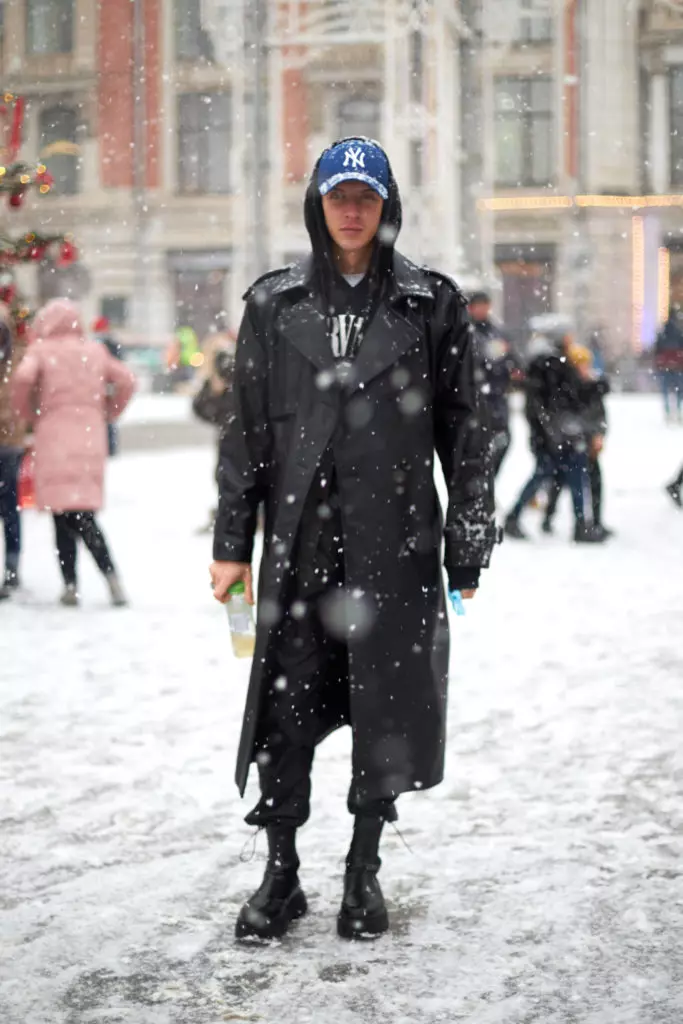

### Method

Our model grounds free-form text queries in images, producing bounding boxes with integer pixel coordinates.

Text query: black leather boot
[235,826,307,941]
[338,816,389,940]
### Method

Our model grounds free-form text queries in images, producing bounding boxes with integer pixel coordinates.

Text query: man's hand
[461,590,477,600]
[210,561,253,605]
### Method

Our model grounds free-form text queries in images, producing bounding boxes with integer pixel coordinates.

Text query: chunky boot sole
[235,886,308,942]
[337,906,389,940]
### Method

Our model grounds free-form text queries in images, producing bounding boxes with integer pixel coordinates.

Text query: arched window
[26,0,74,55]
[39,105,80,195]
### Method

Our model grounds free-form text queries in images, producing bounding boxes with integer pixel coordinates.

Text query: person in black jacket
[542,343,612,536]
[192,326,237,534]
[209,138,496,942]
[654,273,683,423]
[504,321,606,543]
[467,291,517,478]
[92,317,123,457]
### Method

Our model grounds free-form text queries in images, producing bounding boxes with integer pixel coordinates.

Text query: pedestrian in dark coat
[92,317,124,457]
[654,273,683,423]
[504,321,607,543]
[467,291,517,478]
[542,344,612,535]
[210,138,496,942]
[0,303,28,599]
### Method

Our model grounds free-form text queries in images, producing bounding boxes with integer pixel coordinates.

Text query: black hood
[303,137,402,302]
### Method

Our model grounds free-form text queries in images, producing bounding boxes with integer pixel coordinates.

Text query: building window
[410,139,423,189]
[26,0,74,55]
[495,76,554,187]
[100,296,129,328]
[177,93,231,194]
[174,0,214,62]
[409,30,423,103]
[337,94,381,142]
[671,68,683,187]
[516,0,553,43]
[39,105,80,195]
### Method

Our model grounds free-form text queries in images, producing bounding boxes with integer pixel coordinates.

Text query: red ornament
[28,244,46,261]
[9,97,25,162]
[36,169,54,189]
[9,190,24,208]
[16,320,27,338]
[57,239,78,266]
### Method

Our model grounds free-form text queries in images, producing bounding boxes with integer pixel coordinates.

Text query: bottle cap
[229,581,246,595]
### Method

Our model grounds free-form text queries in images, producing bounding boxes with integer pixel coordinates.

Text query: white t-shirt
[342,273,365,288]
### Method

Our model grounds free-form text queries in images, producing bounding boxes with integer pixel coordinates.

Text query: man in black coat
[467,291,517,478]
[210,138,496,942]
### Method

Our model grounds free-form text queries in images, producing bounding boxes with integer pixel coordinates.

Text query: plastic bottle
[226,581,256,658]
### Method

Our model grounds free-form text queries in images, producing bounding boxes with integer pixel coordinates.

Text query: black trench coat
[214,252,496,803]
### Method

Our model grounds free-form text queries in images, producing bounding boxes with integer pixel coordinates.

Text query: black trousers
[53,512,116,585]
[245,481,397,829]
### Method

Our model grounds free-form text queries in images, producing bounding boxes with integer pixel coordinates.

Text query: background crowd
[1,283,682,606]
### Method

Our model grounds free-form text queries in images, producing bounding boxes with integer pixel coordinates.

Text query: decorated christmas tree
[0,91,77,336]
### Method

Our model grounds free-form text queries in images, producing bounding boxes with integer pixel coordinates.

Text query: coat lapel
[349,303,422,393]
[272,252,435,390]
[348,253,434,393]
[276,293,334,376]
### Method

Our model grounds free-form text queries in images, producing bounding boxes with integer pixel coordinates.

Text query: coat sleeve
[104,353,137,421]
[433,291,497,574]
[212,300,272,564]
[11,349,42,423]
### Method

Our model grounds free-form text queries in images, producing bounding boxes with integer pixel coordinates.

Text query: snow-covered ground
[1,394,682,1024]
[119,392,195,427]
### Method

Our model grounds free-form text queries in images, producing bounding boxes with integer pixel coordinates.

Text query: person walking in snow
[12,298,136,607]
[210,137,496,942]
[192,323,237,535]
[542,343,612,536]
[0,302,28,600]
[467,290,518,479]
[92,316,124,457]
[504,318,607,544]
[654,272,683,424]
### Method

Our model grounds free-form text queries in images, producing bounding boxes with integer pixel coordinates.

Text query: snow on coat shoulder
[12,298,136,513]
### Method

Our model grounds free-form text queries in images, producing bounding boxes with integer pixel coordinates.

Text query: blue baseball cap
[318,139,389,201]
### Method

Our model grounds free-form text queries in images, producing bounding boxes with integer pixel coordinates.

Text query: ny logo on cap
[343,146,365,170]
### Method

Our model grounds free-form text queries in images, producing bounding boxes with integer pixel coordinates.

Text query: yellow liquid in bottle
[232,633,256,659]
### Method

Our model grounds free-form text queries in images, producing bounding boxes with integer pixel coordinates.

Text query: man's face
[468,300,491,323]
[321,180,384,254]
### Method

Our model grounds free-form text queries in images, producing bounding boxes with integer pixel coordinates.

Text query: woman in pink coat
[13,298,136,606]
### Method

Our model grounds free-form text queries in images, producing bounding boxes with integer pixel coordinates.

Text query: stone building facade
[2,0,683,360]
